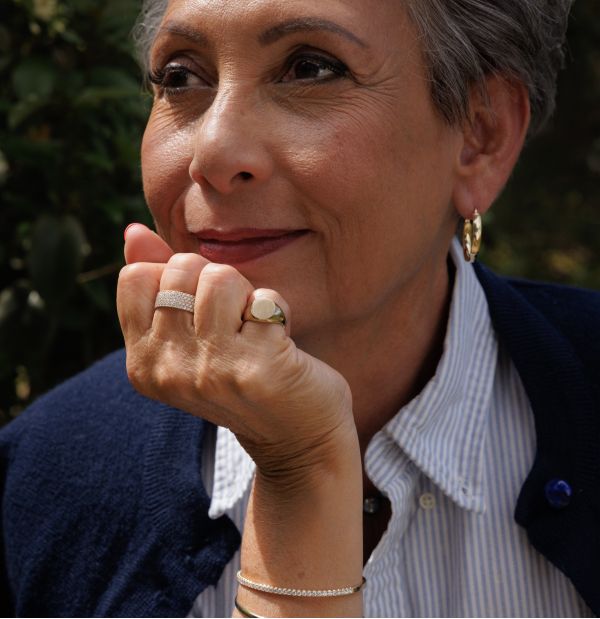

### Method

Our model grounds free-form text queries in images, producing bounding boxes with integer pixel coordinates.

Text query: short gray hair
[405,0,574,135]
[132,0,574,136]
[132,0,168,75]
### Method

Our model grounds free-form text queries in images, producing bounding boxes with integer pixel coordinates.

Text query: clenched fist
[117,224,358,480]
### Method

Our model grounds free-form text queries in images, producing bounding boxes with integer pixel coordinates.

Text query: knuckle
[253,287,277,298]
[193,367,217,397]
[167,252,204,271]
[232,370,254,397]
[119,262,151,284]
[126,342,183,401]
[126,354,151,396]
[151,365,173,395]
[150,345,184,392]
[201,263,242,286]
[232,357,269,399]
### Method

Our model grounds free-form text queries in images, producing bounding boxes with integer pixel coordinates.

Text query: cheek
[273,101,457,308]
[277,99,446,239]
[141,109,194,234]
[279,92,448,225]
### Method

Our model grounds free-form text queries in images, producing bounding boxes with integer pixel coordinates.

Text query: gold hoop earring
[462,209,482,263]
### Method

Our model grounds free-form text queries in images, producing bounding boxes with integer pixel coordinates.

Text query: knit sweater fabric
[1,263,599,617]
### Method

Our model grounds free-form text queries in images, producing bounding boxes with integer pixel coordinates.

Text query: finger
[117,262,166,343]
[194,263,254,336]
[153,253,208,334]
[124,223,174,265]
[241,288,292,340]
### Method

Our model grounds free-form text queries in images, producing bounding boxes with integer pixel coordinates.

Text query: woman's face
[142,0,463,338]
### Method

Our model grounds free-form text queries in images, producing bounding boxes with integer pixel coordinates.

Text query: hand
[117,224,358,479]
[120,225,364,617]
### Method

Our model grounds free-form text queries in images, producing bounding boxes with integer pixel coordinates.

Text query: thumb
[124,223,174,264]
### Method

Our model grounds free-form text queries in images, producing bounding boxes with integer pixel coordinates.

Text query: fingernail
[124,223,141,240]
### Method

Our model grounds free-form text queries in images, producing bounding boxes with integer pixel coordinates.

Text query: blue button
[544,478,572,509]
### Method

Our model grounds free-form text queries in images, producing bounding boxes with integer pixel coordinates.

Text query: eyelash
[147,52,350,95]
[147,64,204,94]
[282,53,349,82]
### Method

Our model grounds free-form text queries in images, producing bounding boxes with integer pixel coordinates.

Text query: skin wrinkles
[145,103,201,135]
[142,0,466,455]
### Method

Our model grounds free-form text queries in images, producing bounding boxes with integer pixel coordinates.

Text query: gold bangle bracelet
[237,570,366,597]
[234,596,263,618]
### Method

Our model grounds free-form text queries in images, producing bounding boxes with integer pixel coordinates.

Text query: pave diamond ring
[154,290,195,314]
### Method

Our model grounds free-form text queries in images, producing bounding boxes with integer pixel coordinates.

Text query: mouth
[192,228,310,264]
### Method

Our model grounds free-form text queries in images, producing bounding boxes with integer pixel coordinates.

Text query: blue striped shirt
[190,239,593,617]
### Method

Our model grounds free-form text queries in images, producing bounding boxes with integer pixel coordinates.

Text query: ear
[452,74,531,219]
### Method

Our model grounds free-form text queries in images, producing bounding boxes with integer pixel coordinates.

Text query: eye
[281,54,349,83]
[148,62,209,94]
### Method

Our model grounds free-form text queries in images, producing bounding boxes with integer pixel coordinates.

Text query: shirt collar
[379,239,497,513]
[207,238,497,519]
[207,425,255,520]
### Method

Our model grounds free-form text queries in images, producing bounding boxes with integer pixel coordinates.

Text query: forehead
[159,0,415,52]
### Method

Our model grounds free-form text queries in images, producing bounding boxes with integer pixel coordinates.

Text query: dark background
[1,0,599,423]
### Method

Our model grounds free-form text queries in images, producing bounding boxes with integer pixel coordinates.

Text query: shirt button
[544,478,572,509]
[363,496,382,514]
[419,493,436,510]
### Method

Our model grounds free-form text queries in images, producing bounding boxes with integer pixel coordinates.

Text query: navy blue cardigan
[1,264,599,617]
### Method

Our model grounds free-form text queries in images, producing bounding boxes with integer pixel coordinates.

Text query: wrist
[249,416,361,501]
[241,422,363,579]
[237,408,363,616]
[239,444,364,617]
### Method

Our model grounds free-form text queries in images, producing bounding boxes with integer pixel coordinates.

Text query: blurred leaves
[12,57,57,100]
[484,0,600,288]
[0,0,152,423]
[28,215,87,307]
[0,0,598,424]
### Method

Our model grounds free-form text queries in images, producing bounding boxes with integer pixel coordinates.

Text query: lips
[193,228,309,264]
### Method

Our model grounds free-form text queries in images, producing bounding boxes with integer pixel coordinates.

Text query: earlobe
[452,75,531,220]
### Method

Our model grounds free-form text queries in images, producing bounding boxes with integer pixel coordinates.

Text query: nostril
[239,171,253,181]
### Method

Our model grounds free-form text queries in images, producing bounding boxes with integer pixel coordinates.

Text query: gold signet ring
[247,297,286,326]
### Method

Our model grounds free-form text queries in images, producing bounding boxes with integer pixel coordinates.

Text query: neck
[296,249,454,458]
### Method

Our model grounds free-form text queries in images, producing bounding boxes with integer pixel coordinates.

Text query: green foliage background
[0,0,599,423]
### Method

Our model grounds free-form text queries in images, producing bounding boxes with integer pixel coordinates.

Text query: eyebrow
[258,17,368,48]
[156,17,368,50]
[157,21,210,47]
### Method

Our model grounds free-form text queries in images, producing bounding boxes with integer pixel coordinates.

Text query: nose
[189,89,274,195]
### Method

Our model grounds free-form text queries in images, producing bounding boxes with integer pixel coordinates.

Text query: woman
[1,0,599,616]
